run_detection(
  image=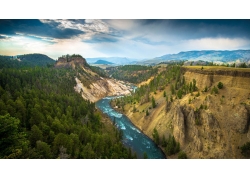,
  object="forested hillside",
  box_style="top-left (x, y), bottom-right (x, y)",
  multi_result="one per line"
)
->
top-left (0, 54), bottom-right (55, 68)
top-left (0, 57), bottom-right (135, 159)
top-left (107, 65), bottom-right (158, 84)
